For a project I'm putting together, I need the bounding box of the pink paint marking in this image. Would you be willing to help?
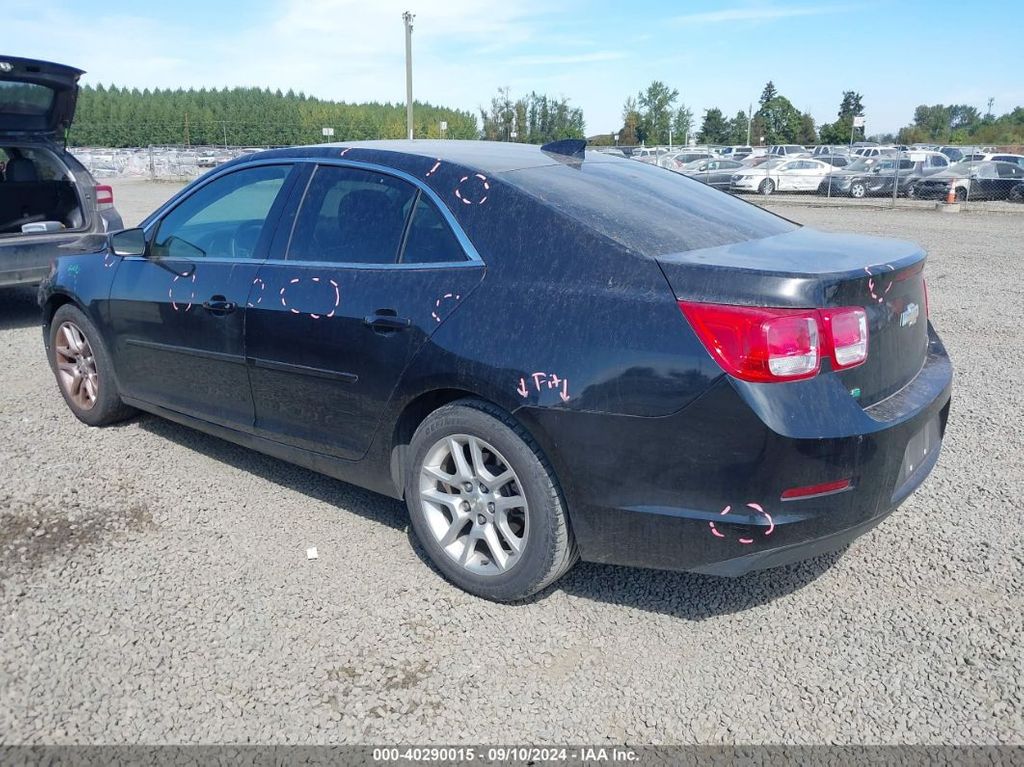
[340,148,351,156]
[738,538,754,545]
[168,273,196,312]
[248,277,265,308]
[531,372,548,390]
[559,379,570,402]
[431,292,461,322]
[708,502,774,543]
[516,378,529,398]
[709,523,725,538]
[548,374,563,389]
[426,159,441,177]
[454,174,490,205]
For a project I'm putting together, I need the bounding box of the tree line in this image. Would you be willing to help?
[69,84,480,147]
[65,81,1024,149]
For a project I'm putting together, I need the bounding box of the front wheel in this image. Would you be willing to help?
[759,178,775,195]
[405,400,577,601]
[850,181,867,198]
[48,304,136,426]
[905,184,917,199]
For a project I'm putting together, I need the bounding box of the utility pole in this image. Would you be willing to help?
[747,102,752,145]
[403,11,415,140]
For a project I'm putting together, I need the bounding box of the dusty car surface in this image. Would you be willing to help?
[0,55,123,286]
[38,139,952,601]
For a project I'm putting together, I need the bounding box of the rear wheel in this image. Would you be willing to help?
[955,186,968,203]
[758,178,775,195]
[405,400,577,601]
[49,304,135,426]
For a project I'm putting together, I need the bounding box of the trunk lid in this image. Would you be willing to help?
[0,56,83,137]
[658,227,929,406]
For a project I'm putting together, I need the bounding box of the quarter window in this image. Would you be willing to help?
[288,165,417,264]
[151,165,289,260]
[400,196,467,264]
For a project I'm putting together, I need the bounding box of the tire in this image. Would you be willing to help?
[905,184,917,199]
[48,304,136,427]
[758,178,775,195]
[954,187,967,203]
[404,399,578,601]
[850,182,867,198]
[1010,184,1024,203]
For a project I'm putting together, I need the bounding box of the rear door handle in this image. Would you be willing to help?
[202,296,237,315]
[363,313,411,333]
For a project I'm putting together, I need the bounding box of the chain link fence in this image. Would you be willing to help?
[71,140,1024,212]
[71,146,262,181]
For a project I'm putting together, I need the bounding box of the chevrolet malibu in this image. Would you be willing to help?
[38,140,952,602]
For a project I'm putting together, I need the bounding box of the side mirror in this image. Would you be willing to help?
[109,228,147,257]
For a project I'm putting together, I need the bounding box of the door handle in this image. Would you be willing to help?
[202,296,237,315]
[363,312,411,333]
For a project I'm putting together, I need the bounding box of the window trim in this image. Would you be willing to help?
[279,158,482,269]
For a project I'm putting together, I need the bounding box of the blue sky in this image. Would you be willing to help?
[7,0,1023,137]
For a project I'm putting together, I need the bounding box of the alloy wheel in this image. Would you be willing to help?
[851,183,866,198]
[419,434,529,576]
[54,321,99,411]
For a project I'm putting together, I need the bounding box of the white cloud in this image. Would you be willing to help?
[672,4,853,25]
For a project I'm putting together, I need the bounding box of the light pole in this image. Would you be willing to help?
[402,11,415,140]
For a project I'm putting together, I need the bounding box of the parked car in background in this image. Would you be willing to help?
[913,160,1024,201]
[819,155,851,168]
[820,153,948,198]
[37,138,952,602]
[719,145,753,160]
[768,144,809,158]
[812,145,850,158]
[0,55,123,287]
[632,147,665,164]
[659,151,715,170]
[960,153,1024,169]
[731,157,835,195]
[677,158,745,190]
[852,146,898,158]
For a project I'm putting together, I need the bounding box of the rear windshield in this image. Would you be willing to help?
[0,81,55,116]
[502,160,796,256]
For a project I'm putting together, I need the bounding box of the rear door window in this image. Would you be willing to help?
[287,165,417,264]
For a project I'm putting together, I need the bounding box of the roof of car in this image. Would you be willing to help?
[247,140,625,175]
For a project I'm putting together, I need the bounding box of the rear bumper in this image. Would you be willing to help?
[521,327,952,577]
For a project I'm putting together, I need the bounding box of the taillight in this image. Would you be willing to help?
[820,307,868,369]
[678,301,869,383]
[95,185,114,210]
[678,303,820,382]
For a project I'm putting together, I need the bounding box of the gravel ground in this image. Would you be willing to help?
[0,179,1021,745]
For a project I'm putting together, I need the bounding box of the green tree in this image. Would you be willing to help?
[671,105,694,145]
[753,82,803,144]
[797,112,817,145]
[698,108,730,144]
[637,80,679,145]
[620,96,641,145]
[728,110,750,145]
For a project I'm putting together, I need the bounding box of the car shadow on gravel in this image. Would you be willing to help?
[135,416,407,530]
[550,552,845,619]
[0,287,43,331]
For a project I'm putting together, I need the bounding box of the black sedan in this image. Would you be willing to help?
[913,161,1024,202]
[38,140,952,601]
[677,158,745,190]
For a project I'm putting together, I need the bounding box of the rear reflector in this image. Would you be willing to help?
[95,185,114,210]
[679,301,869,383]
[781,479,852,501]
